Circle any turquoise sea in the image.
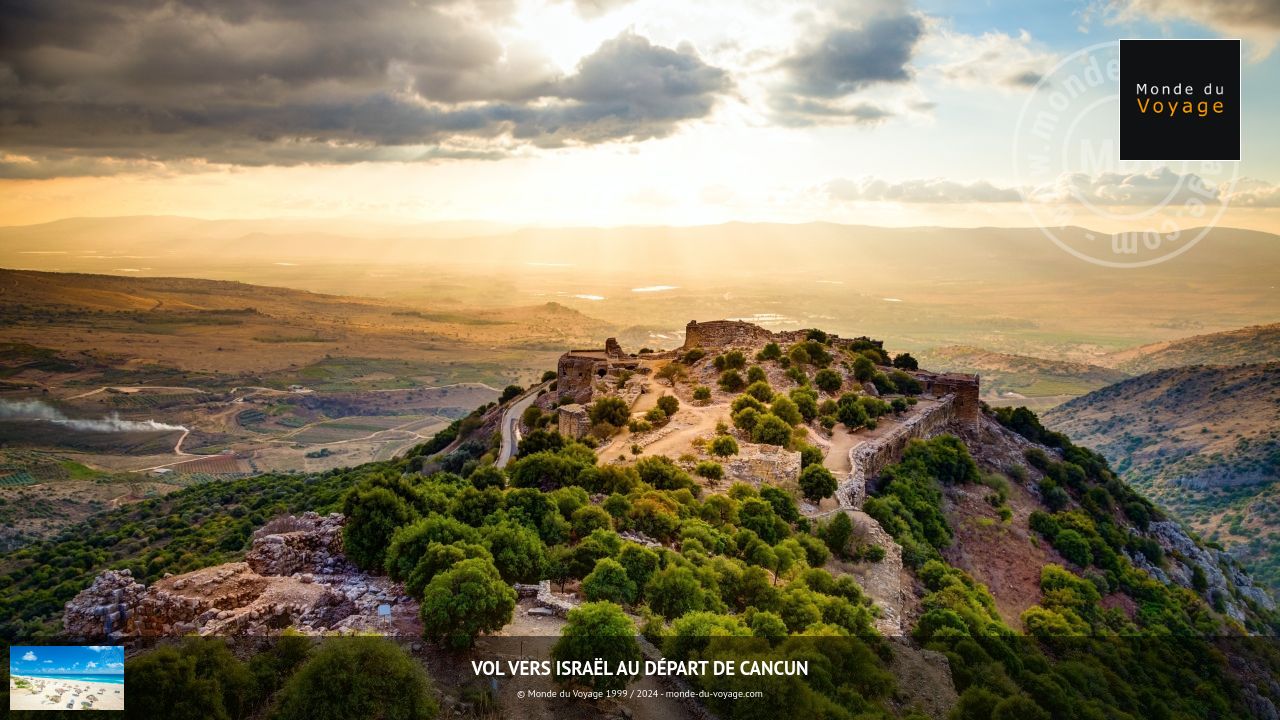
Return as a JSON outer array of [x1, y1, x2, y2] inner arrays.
[[13, 672, 125, 685]]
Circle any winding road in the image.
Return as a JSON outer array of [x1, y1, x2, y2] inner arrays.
[[496, 382, 550, 468]]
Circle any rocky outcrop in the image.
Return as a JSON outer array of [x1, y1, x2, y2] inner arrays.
[[848, 510, 907, 636], [64, 512, 418, 638], [1145, 520, 1275, 622]]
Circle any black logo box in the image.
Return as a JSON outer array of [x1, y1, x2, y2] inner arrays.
[[1120, 39, 1241, 161]]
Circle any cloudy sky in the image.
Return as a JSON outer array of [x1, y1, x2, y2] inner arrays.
[[9, 645, 124, 676], [3, 0, 1280, 230]]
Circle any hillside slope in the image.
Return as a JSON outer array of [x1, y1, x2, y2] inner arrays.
[[0, 268, 612, 379], [1104, 323, 1280, 373], [1045, 363, 1280, 592]]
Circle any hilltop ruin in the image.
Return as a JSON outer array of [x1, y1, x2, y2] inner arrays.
[[554, 319, 979, 427]]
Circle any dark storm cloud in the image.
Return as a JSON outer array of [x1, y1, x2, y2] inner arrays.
[[772, 9, 923, 124], [0, 1, 730, 177], [782, 15, 923, 97]]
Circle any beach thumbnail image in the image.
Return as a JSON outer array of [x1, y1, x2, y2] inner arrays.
[[9, 645, 124, 711]]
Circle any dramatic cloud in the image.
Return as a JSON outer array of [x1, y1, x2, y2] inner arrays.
[[1093, 0, 1280, 56], [823, 168, 1272, 209], [826, 177, 1021, 203], [564, 0, 634, 17], [782, 15, 924, 97], [925, 29, 1058, 89], [1222, 177, 1280, 207], [1027, 167, 1223, 206], [771, 6, 924, 124], [1110, 0, 1280, 29], [0, 1, 730, 177]]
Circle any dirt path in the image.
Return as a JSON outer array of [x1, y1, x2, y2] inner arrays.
[[823, 426, 858, 474], [64, 385, 206, 400]]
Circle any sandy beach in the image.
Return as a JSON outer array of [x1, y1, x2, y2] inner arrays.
[[9, 675, 124, 711]]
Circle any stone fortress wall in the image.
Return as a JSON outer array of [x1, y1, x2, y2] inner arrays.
[[556, 337, 641, 404], [837, 395, 958, 508]]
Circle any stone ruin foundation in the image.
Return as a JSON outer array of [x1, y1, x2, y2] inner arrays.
[[64, 512, 419, 639]]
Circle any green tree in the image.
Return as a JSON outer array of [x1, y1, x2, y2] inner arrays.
[[664, 611, 751, 661], [419, 558, 516, 649], [618, 543, 660, 594], [385, 514, 481, 581], [656, 394, 680, 416], [892, 353, 919, 371], [751, 413, 793, 446], [406, 542, 493, 599], [814, 369, 843, 394], [758, 342, 782, 361], [760, 486, 800, 523], [468, 465, 506, 490], [589, 397, 631, 427], [127, 639, 257, 720], [770, 395, 803, 426], [836, 395, 869, 429], [656, 362, 688, 387], [693, 385, 711, 401], [500, 385, 524, 403], [745, 380, 775, 402], [342, 486, 417, 573], [647, 565, 711, 619], [695, 460, 724, 481], [853, 356, 875, 382], [718, 369, 746, 392], [799, 464, 838, 502], [483, 521, 547, 583], [635, 455, 695, 491], [790, 388, 819, 422], [710, 435, 739, 457], [571, 504, 613, 538], [517, 429, 564, 456], [269, 638, 439, 720], [582, 557, 638, 604], [821, 512, 854, 557], [552, 602, 642, 692], [1052, 529, 1093, 567]]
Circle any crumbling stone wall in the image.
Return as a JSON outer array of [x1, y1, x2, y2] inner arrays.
[[837, 397, 958, 507], [62, 569, 147, 640], [722, 442, 802, 493], [556, 337, 639, 403], [557, 352, 610, 403], [246, 512, 345, 576], [556, 404, 591, 440], [682, 320, 777, 350], [914, 372, 980, 427]]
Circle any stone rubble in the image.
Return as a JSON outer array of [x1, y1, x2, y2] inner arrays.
[[64, 512, 418, 638]]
